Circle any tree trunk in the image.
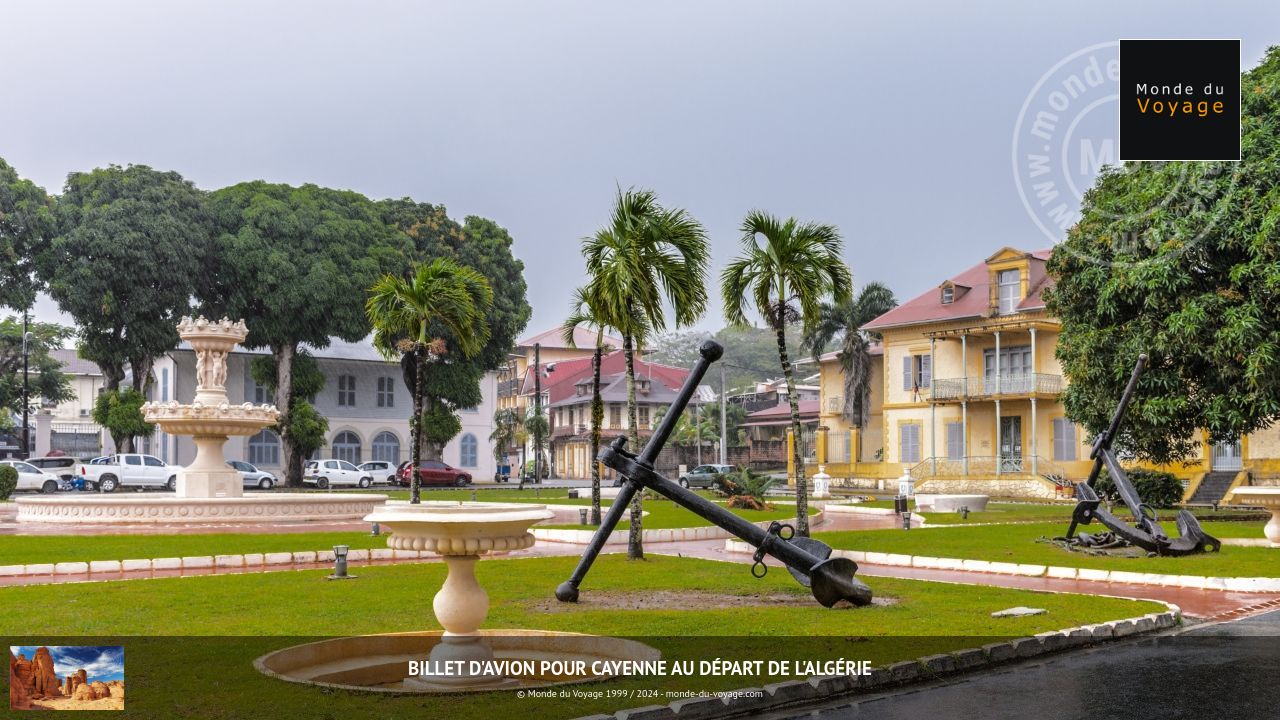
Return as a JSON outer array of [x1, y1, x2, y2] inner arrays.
[[274, 343, 303, 487], [590, 344, 603, 525], [130, 355, 155, 397], [776, 320, 809, 537], [623, 334, 643, 560], [410, 346, 426, 504]]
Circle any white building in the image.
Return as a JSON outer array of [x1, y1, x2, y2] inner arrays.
[[48, 340, 499, 481]]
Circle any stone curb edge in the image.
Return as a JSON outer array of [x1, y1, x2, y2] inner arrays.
[[534, 510, 826, 546], [0, 547, 429, 578], [576, 606, 1182, 720], [723, 540, 1280, 593]]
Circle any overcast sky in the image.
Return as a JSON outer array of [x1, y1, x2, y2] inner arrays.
[[4, 1, 1276, 336]]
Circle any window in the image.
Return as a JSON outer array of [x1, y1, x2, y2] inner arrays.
[[338, 460, 358, 472], [376, 377, 395, 408], [610, 405, 622, 428], [144, 456, 164, 467], [460, 433, 478, 468], [332, 431, 362, 464], [371, 431, 400, 464], [901, 354, 931, 391], [161, 368, 170, 402], [125, 456, 142, 466], [946, 422, 965, 460], [248, 429, 281, 466], [941, 286, 954, 304], [252, 381, 270, 405], [638, 406, 650, 428], [337, 375, 356, 407], [1053, 418, 1078, 461], [899, 424, 922, 463], [997, 269, 1021, 314]]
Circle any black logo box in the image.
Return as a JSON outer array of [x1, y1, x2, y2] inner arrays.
[[1119, 39, 1240, 161]]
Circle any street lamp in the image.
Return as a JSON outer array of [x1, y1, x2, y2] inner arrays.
[[21, 312, 33, 459], [328, 544, 355, 580]]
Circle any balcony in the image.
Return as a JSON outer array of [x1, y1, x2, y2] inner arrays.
[[929, 373, 1064, 402]]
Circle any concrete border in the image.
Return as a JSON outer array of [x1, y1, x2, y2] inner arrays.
[[535, 510, 825, 546], [578, 605, 1181, 720], [0, 548, 432, 580], [723, 539, 1280, 592]]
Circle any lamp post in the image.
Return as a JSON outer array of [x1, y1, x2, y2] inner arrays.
[[21, 312, 32, 459], [328, 544, 355, 580]]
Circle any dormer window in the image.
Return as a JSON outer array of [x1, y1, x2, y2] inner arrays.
[[941, 286, 954, 304], [997, 269, 1021, 314]]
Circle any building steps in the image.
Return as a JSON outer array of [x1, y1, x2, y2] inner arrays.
[[1187, 470, 1239, 505]]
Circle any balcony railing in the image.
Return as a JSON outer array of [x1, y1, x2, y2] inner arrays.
[[930, 373, 1063, 401], [908, 455, 1067, 481]]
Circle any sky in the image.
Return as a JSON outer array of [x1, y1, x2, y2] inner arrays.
[[3, 0, 1276, 337], [10, 645, 125, 683]]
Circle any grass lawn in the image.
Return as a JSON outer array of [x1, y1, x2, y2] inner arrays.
[[0, 531, 387, 565], [854, 500, 1266, 526], [1, 554, 1164, 719], [540, 498, 799, 530], [817, 521, 1277, 577]]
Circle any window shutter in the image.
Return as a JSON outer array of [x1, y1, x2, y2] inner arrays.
[[920, 355, 932, 388], [902, 356, 912, 390]]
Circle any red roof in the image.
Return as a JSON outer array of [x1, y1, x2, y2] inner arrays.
[[743, 399, 820, 426], [520, 349, 690, 405], [863, 247, 1053, 331], [517, 325, 623, 350]]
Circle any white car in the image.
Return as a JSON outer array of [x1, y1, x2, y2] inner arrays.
[[227, 460, 275, 490], [79, 454, 181, 492], [358, 460, 398, 485], [1, 460, 62, 494], [303, 459, 373, 489]]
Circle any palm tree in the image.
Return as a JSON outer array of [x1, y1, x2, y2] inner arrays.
[[802, 282, 897, 460], [562, 286, 617, 525], [489, 407, 520, 472], [582, 187, 709, 559], [366, 258, 493, 504], [722, 211, 852, 537]]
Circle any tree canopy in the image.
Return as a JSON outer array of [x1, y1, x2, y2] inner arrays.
[[0, 317, 73, 428], [1046, 47, 1280, 464], [0, 158, 55, 312], [41, 164, 209, 390]]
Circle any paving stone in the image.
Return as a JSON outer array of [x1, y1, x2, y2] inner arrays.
[[182, 556, 214, 568], [763, 679, 819, 703], [1066, 628, 1094, 646], [668, 696, 725, 719], [1034, 631, 1067, 652], [983, 642, 1017, 663], [24, 563, 54, 575], [88, 560, 121, 574], [886, 660, 920, 683], [1012, 636, 1046, 659], [54, 562, 89, 574], [293, 551, 318, 563], [992, 606, 1046, 618], [264, 552, 293, 565], [1088, 623, 1114, 640], [861, 667, 893, 688], [1111, 620, 1137, 637], [151, 557, 181, 570], [1134, 617, 1156, 633], [214, 555, 243, 568], [615, 704, 675, 720], [121, 559, 151, 572], [807, 674, 858, 695], [919, 653, 957, 676], [951, 647, 988, 671], [346, 549, 369, 561], [243, 553, 264, 565], [0, 565, 26, 576]]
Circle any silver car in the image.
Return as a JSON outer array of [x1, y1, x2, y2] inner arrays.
[[227, 460, 276, 490], [358, 460, 398, 485], [678, 464, 735, 489]]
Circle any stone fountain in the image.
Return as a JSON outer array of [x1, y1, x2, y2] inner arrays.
[[255, 500, 659, 693], [15, 317, 387, 525], [1226, 487, 1280, 546]]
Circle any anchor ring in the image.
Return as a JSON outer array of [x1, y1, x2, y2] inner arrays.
[[751, 561, 768, 578]]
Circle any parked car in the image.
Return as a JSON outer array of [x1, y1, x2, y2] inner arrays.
[[79, 454, 180, 492], [23, 456, 79, 481], [678, 463, 735, 489], [227, 460, 275, 490], [0, 459, 62, 494], [304, 459, 374, 489], [358, 460, 398, 485], [397, 460, 472, 487]]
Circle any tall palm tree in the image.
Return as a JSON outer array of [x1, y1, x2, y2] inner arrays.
[[562, 286, 618, 526], [722, 211, 852, 537], [802, 282, 897, 460], [582, 187, 709, 559], [367, 258, 493, 504]]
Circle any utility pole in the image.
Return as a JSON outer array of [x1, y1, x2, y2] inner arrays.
[[694, 397, 702, 466], [533, 342, 542, 484], [21, 311, 31, 459], [719, 362, 727, 465]]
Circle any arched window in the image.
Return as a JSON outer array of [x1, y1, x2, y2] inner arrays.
[[371, 431, 400, 464], [460, 433, 478, 468], [248, 429, 281, 467], [332, 431, 362, 464]]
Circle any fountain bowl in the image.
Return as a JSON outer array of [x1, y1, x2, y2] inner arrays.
[[1226, 487, 1280, 545]]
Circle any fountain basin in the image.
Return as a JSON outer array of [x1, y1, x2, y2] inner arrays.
[[255, 630, 661, 694], [15, 492, 387, 524], [366, 501, 555, 554], [1226, 487, 1280, 545]]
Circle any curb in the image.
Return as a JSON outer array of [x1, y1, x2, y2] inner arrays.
[[722, 540, 1280, 593], [535, 510, 825, 546], [0, 547, 431, 580], [577, 606, 1181, 720]]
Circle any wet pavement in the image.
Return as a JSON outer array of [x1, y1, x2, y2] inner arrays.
[[765, 609, 1280, 720]]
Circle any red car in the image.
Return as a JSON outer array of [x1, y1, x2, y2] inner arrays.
[[397, 460, 473, 487]]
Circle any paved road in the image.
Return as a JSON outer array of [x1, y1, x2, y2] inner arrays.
[[768, 610, 1280, 720]]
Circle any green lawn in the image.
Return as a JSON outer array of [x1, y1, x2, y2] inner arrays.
[[853, 500, 1266, 526], [541, 497, 799, 530], [817, 521, 1277, 577], [0, 531, 386, 565], [2, 554, 1164, 719]]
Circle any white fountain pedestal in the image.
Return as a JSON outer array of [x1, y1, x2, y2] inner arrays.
[[363, 501, 554, 690], [1228, 487, 1280, 545]]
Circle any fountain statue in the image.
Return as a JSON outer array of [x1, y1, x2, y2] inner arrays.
[[142, 317, 280, 498]]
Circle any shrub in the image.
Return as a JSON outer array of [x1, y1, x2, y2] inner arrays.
[[1094, 467, 1183, 508], [714, 468, 776, 511], [0, 465, 17, 501]]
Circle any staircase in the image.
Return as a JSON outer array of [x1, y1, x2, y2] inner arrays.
[[1188, 471, 1239, 505]]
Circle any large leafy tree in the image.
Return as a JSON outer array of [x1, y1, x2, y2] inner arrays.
[[42, 165, 209, 402], [201, 182, 411, 485], [802, 281, 897, 457], [367, 258, 492, 503], [379, 200, 530, 461], [582, 187, 708, 559], [722, 211, 852, 536], [562, 285, 619, 525], [93, 389, 154, 455], [0, 158, 55, 312], [0, 318, 73, 430], [1047, 49, 1280, 465], [250, 352, 329, 464]]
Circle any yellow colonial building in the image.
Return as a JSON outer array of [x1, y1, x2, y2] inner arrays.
[[810, 246, 1280, 501]]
